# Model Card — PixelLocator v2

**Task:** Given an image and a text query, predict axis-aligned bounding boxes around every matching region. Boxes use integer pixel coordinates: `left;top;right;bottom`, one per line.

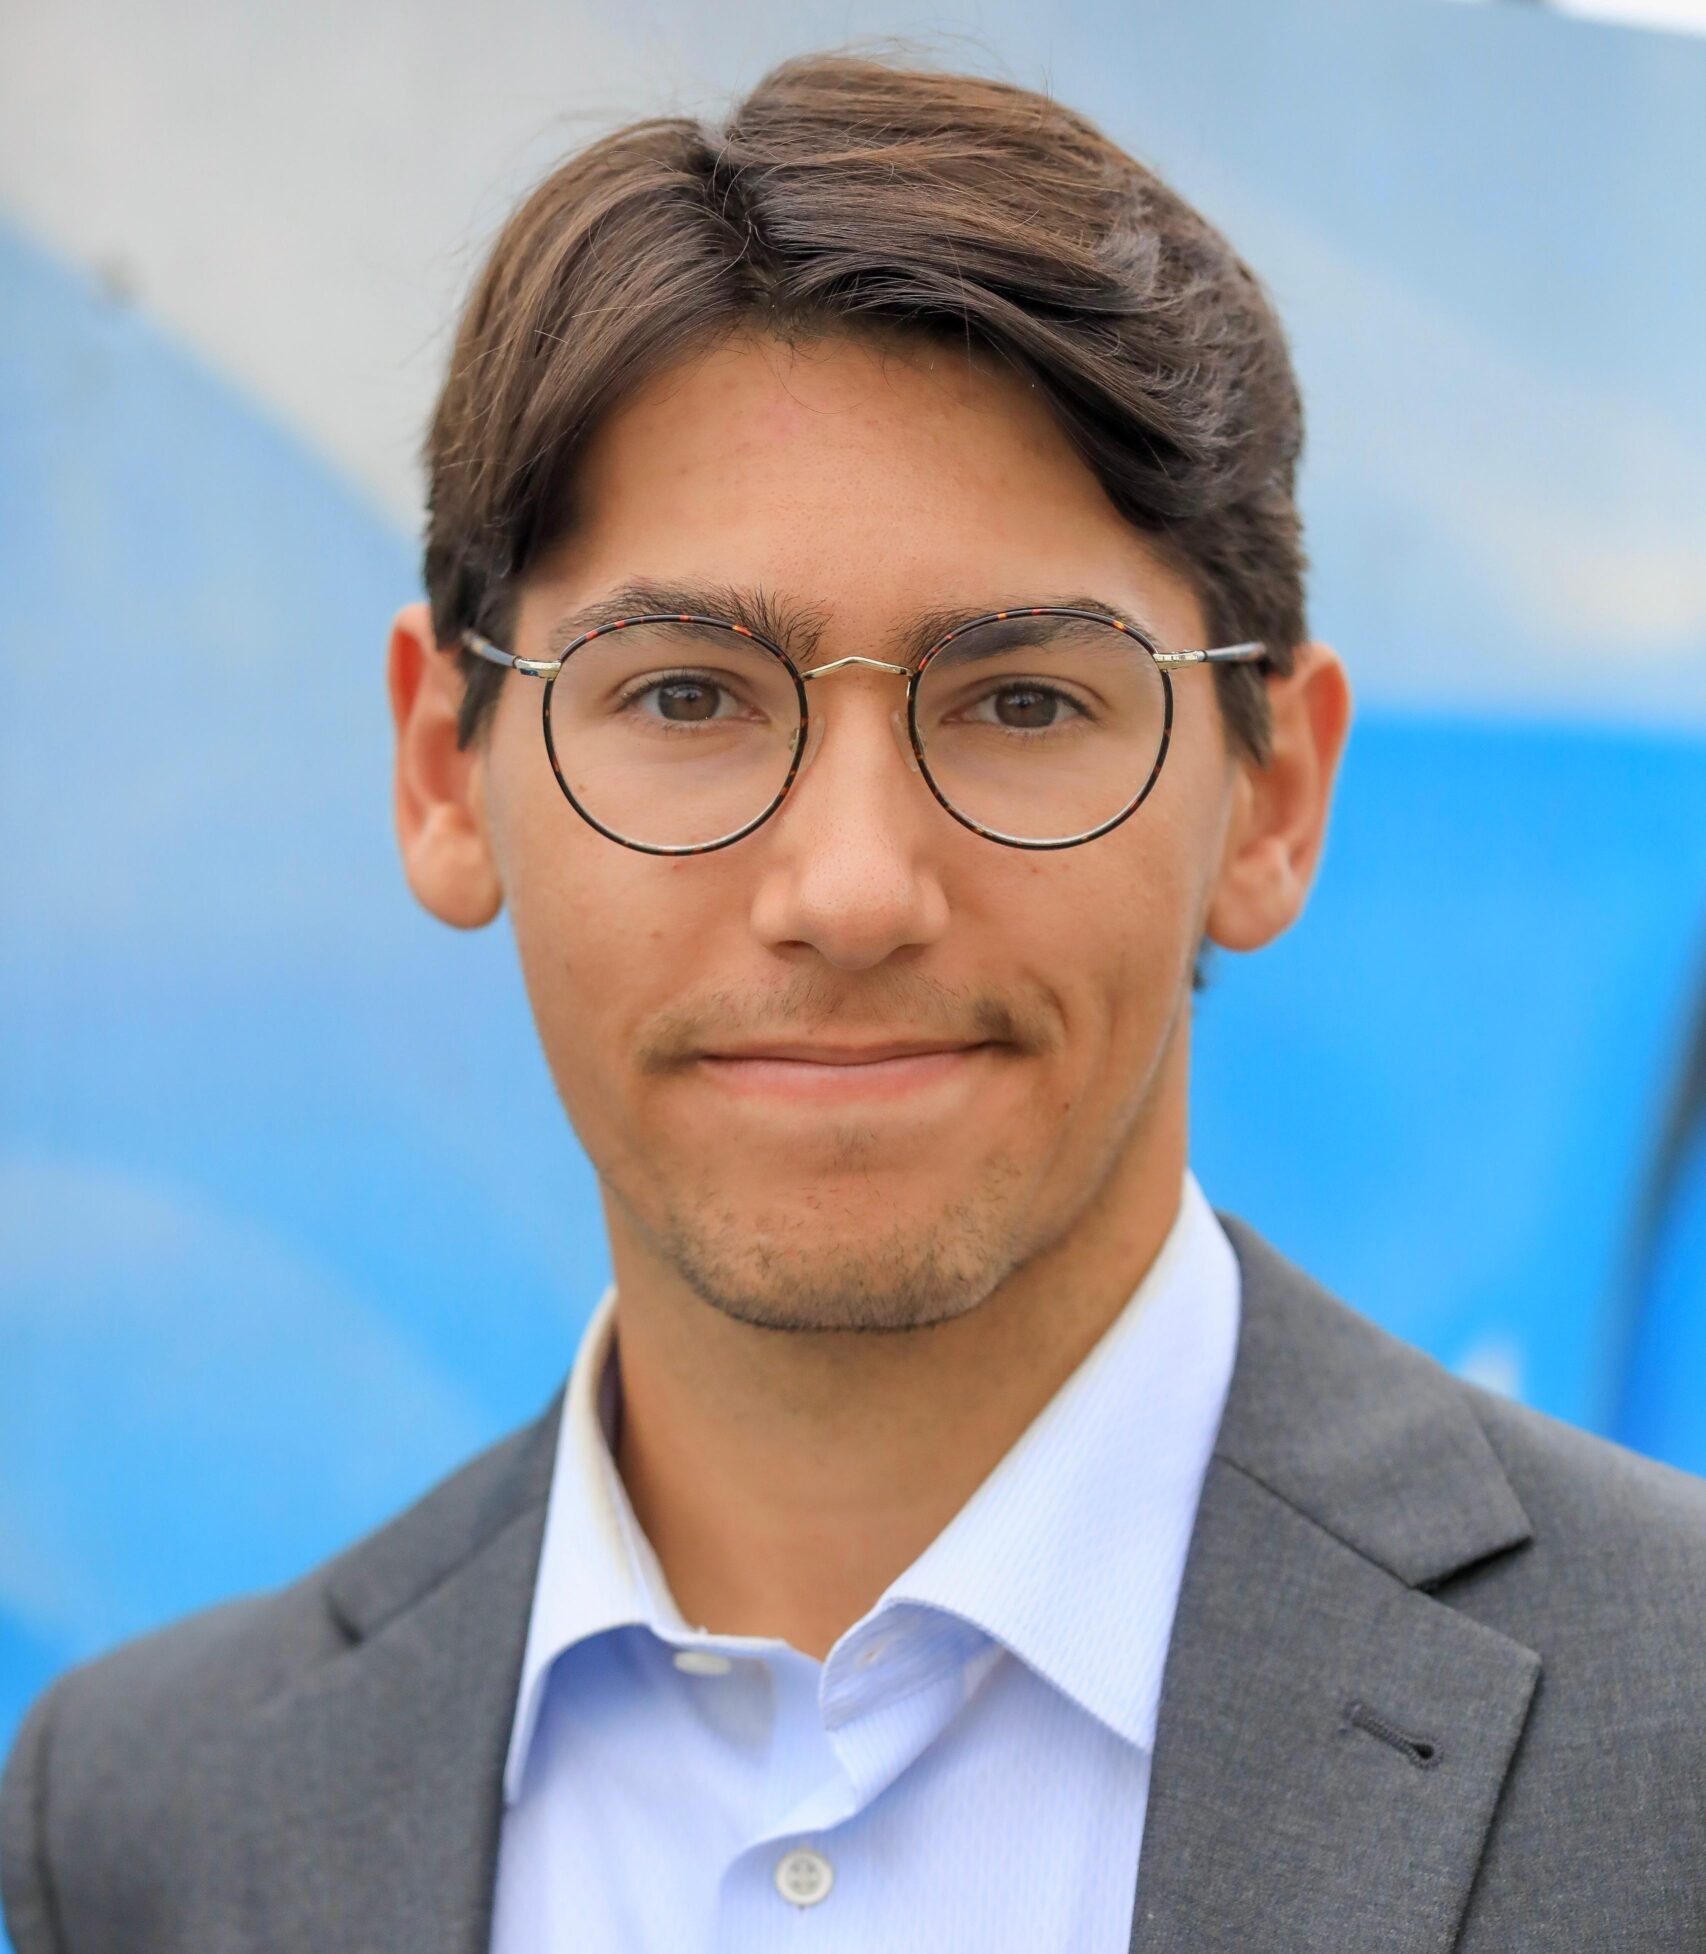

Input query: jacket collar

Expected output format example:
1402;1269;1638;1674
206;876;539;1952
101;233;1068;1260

321;1381;563;1645
1209;1212;1531;1586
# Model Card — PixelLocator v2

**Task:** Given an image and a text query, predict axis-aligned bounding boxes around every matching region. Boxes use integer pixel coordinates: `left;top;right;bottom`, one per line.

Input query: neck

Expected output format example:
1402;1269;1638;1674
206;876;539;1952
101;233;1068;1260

603;1107;1187;1661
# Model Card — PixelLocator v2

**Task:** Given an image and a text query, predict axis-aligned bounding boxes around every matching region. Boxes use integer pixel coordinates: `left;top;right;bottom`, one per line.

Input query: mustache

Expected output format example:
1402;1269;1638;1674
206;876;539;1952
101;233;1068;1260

635;974;1048;1070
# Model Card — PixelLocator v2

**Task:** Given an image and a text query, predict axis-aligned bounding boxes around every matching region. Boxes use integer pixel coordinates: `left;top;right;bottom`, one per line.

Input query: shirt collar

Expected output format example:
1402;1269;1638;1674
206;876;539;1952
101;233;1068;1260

877;1166;1239;1750
503;1272;683;1803
504;1166;1239;1802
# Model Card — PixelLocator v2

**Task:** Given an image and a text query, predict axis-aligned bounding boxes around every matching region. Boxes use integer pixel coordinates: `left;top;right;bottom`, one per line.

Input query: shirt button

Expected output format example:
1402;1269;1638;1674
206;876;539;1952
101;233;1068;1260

672;1649;733;1676
774;1845;834;1907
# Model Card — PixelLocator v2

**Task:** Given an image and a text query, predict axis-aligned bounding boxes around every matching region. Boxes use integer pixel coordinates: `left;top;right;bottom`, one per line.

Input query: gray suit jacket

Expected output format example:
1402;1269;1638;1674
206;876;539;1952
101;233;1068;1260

6;1212;1706;1951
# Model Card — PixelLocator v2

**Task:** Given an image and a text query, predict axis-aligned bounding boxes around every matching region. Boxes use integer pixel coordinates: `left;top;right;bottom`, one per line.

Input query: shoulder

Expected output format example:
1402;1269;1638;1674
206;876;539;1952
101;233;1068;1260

1216;1206;1706;1700
12;1389;552;1743
0;1390;559;1943
1438;1385;1706;1935
1217;1207;1706;1617
1457;1378;1706;1651
0;1568;337;1949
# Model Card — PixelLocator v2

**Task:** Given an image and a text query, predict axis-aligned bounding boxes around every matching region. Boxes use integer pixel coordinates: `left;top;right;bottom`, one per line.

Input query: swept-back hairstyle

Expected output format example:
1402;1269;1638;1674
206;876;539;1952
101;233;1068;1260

423;52;1308;763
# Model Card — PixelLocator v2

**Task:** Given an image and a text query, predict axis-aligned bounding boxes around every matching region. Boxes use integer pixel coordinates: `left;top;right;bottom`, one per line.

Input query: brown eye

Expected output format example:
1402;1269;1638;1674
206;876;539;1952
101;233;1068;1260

984;684;1074;730
652;679;722;722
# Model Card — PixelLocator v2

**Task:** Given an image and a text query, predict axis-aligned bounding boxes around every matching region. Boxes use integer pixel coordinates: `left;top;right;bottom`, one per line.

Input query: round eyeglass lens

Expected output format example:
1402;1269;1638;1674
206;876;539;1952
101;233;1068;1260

913;612;1168;842
545;618;803;849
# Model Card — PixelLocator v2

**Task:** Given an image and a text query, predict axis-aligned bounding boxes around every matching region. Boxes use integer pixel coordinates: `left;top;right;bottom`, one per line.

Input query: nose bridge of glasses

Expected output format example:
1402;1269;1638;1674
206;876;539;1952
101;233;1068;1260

796;654;920;777
801;653;914;681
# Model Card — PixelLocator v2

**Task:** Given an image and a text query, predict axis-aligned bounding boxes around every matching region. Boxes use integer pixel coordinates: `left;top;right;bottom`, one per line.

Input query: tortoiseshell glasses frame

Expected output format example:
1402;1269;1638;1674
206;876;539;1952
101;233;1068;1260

457;604;1269;855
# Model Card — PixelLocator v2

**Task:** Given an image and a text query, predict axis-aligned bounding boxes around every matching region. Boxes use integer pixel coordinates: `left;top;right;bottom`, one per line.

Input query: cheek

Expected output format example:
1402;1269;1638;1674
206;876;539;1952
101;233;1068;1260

488;703;646;998
1025;821;1203;1061
500;832;649;1106
501;836;724;1146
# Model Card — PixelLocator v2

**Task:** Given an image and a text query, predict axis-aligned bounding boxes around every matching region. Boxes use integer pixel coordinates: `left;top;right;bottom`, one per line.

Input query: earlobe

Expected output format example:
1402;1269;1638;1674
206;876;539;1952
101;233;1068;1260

1202;641;1352;957
387;601;505;930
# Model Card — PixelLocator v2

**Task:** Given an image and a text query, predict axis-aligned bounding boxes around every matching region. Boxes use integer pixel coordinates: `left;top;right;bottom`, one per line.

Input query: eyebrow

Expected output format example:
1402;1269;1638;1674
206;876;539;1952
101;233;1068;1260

541;580;1170;666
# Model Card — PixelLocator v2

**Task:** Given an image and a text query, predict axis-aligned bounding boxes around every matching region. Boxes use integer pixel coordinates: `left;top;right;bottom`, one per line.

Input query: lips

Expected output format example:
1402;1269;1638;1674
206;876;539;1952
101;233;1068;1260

698;1040;991;1065
691;1040;998;1104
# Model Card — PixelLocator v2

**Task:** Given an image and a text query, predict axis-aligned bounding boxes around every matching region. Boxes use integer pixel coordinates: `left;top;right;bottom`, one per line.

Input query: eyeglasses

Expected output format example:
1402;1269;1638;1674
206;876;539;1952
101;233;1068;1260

458;604;1268;854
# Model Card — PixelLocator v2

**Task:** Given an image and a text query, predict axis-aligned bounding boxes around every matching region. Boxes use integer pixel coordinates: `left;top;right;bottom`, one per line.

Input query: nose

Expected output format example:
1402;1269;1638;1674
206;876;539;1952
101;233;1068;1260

794;655;922;778
794;671;922;781
746;668;949;971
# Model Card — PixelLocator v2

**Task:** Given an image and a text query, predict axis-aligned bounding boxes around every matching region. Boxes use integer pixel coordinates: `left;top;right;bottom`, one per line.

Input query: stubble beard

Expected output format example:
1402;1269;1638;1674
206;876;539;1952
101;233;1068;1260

612;1124;1042;1334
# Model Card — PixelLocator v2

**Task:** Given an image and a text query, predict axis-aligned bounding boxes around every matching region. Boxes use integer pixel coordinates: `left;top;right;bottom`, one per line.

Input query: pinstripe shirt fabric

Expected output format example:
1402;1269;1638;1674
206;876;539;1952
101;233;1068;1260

488;1167;1240;1953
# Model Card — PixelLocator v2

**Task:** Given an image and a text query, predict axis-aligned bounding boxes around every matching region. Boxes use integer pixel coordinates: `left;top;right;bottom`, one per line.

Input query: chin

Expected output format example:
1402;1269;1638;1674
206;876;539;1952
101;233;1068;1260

661;1213;1015;1336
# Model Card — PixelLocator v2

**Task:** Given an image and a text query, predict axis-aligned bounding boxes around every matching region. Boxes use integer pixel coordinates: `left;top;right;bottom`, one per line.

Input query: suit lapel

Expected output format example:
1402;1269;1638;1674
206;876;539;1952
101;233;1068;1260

1129;1215;1541;1953
225;1383;565;1954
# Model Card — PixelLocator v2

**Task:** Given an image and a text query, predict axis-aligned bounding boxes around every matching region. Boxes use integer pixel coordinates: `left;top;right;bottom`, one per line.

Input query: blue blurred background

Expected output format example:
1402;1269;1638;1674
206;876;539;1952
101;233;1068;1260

3;0;1704;1854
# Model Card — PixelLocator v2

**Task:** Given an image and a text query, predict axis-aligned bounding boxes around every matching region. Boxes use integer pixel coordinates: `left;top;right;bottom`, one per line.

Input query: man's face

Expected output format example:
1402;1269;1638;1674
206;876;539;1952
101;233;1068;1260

466;330;1244;1333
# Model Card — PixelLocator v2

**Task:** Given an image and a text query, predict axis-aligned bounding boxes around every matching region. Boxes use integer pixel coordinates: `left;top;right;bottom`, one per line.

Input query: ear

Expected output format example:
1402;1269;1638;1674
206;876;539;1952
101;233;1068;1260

387;600;504;929
1204;640;1353;953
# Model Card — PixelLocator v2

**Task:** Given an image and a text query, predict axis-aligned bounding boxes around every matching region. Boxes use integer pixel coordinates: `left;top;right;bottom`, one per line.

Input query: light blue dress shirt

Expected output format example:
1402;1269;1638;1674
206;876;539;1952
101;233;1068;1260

489;1167;1240;1952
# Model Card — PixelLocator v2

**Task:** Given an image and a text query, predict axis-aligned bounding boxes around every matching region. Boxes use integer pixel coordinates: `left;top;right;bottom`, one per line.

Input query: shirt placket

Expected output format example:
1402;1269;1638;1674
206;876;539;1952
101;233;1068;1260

709;1610;997;1948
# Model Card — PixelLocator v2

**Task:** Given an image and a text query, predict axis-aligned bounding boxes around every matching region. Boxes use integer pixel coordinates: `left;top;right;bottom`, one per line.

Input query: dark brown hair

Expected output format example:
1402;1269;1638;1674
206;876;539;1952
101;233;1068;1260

423;51;1307;763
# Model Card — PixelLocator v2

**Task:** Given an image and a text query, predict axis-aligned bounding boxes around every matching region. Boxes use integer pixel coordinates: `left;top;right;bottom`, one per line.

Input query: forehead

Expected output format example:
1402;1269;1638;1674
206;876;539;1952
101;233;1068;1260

527;327;1209;652
574;326;1096;537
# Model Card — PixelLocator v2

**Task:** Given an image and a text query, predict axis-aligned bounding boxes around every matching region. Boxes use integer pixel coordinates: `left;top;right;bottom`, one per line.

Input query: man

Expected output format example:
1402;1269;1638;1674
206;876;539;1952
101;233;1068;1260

4;50;1705;1954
